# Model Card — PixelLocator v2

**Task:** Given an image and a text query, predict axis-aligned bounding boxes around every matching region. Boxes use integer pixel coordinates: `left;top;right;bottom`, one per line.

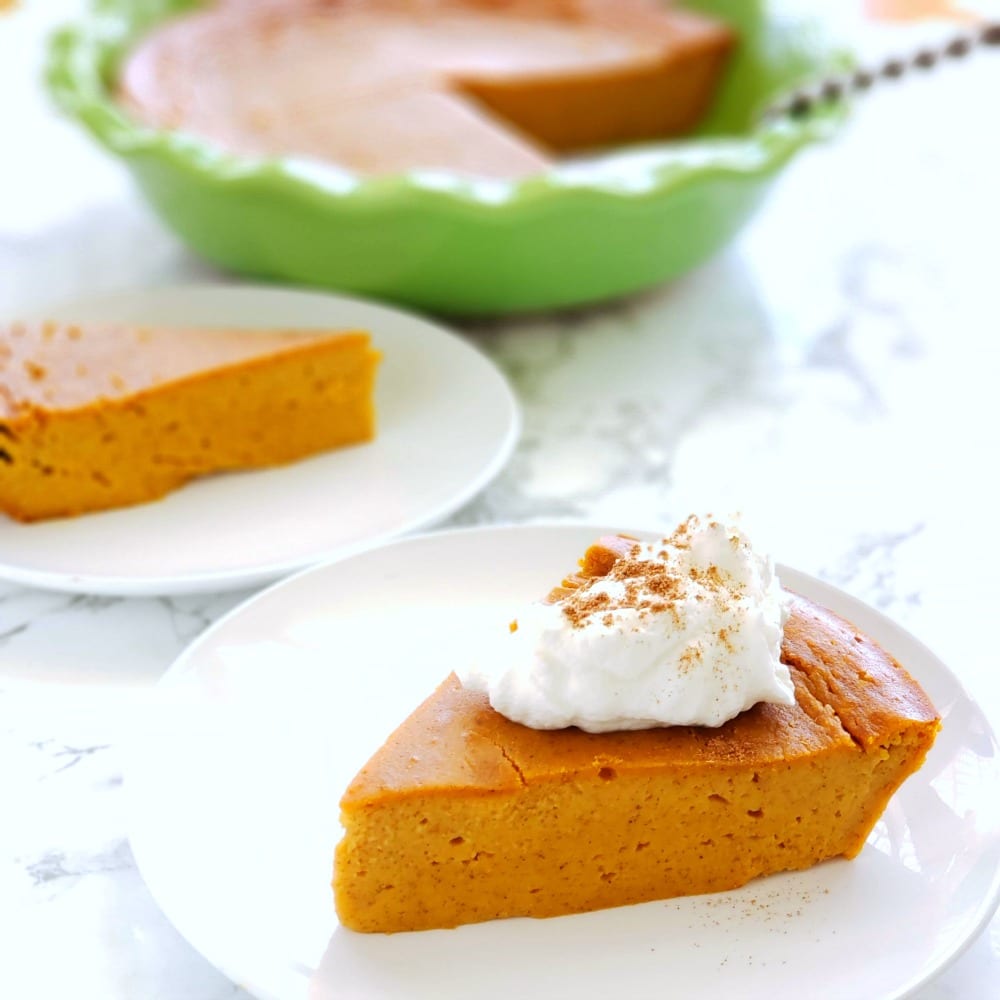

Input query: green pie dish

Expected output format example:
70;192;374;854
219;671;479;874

48;0;847;315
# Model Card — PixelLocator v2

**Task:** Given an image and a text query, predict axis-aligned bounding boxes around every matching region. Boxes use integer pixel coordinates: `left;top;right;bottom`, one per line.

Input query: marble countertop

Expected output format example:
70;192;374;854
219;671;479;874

2;3;999;997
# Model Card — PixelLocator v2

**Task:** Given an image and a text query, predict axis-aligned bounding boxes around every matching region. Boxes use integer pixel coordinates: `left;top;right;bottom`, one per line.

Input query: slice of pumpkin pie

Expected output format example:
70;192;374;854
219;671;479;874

0;321;379;521
333;523;939;933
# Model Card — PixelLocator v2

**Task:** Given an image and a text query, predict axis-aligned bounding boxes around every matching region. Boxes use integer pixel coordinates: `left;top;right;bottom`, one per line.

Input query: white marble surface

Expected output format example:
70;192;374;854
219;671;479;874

2;2;1000;997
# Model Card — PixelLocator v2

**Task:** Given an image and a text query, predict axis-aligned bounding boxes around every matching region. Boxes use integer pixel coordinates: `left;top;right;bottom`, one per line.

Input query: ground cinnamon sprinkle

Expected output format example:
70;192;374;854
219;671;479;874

678;643;702;672
557;517;743;630
561;588;612;628
717;626;736;654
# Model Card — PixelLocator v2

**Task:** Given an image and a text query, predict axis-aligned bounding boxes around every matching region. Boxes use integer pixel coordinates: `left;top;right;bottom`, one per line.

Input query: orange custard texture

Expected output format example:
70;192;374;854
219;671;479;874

0;321;380;521
334;535;940;933
119;0;735;179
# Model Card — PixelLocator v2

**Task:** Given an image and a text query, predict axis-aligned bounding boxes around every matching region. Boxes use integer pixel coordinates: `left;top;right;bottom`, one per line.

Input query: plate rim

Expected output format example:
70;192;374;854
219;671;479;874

127;522;1000;1000
0;284;521;596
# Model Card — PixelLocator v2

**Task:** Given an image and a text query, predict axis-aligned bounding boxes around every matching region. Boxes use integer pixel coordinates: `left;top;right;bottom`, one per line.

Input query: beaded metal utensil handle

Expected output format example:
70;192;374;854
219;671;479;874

764;20;1000;121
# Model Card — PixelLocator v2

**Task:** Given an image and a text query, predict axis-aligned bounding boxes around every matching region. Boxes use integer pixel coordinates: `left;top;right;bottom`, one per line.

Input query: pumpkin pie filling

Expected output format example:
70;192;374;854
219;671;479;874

0;321;380;521
333;532;940;933
118;0;735;179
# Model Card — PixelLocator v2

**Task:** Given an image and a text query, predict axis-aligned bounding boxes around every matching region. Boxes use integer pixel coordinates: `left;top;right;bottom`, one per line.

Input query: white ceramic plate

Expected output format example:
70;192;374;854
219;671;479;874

126;525;1000;1000
0;284;519;595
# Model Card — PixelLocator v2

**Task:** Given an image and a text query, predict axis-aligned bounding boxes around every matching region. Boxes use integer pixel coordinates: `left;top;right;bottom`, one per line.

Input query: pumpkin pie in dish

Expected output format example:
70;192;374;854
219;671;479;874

118;0;735;179
0;321;379;521
333;529;939;933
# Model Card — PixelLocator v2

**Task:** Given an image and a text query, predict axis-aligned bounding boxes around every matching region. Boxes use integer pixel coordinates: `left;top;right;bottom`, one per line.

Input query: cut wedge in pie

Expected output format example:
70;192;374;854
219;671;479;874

334;535;940;933
118;0;735;179
0;321;379;521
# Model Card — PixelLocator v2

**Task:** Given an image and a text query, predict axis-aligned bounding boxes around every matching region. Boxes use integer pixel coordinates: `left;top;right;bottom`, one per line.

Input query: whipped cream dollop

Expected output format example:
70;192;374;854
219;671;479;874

460;515;794;732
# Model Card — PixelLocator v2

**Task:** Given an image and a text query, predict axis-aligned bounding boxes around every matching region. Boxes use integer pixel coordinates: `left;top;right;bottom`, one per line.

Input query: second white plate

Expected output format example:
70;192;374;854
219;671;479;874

0;284;519;594
126;524;1000;1000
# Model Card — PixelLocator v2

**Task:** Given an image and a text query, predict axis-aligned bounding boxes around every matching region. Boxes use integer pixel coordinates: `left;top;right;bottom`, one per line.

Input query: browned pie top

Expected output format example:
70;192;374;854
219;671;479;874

118;0;733;178
0;322;367;419
343;581;939;806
